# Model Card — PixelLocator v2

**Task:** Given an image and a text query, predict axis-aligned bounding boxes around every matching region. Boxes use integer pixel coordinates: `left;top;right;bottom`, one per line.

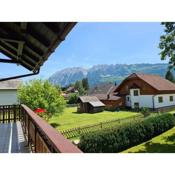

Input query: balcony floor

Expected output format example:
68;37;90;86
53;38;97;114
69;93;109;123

0;122;30;153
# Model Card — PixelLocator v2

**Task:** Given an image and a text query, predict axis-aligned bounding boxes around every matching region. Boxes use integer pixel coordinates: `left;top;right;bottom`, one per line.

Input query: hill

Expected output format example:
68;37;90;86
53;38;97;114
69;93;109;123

48;63;170;87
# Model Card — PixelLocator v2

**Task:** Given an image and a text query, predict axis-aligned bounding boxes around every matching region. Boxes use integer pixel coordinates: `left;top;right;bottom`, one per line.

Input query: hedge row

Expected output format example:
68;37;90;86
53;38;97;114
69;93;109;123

78;113;175;153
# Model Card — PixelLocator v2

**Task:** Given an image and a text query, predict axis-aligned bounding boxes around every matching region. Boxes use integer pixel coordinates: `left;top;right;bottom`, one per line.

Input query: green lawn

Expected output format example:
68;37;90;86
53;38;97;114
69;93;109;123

49;107;139;131
123;127;175;153
169;110;175;114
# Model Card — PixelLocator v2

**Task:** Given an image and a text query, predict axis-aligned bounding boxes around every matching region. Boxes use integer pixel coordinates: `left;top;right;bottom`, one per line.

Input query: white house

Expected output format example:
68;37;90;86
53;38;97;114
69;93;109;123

114;73;175;111
0;79;21;105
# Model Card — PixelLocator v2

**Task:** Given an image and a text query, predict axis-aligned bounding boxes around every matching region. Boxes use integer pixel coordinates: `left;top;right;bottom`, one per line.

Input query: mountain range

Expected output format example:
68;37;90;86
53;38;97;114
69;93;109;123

48;63;170;87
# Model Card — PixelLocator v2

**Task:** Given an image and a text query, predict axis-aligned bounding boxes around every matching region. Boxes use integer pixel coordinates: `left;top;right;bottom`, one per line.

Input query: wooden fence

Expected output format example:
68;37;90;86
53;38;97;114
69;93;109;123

61;114;143;139
0;105;21;123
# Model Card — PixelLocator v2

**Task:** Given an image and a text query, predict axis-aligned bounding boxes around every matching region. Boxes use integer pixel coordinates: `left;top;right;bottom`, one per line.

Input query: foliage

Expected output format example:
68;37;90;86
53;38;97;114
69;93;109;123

165;70;175;82
67;93;79;104
159;22;175;69
78;113;175;153
123;127;175;153
74;80;85;95
18;79;66;119
54;84;62;93
140;107;151;117
82;78;89;91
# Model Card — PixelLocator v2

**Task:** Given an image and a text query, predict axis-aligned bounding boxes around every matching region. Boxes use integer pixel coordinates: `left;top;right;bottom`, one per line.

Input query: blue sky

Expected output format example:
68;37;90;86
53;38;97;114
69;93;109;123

0;22;167;81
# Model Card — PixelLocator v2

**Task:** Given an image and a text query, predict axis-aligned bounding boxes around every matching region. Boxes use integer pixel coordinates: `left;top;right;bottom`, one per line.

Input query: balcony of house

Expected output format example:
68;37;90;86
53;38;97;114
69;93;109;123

0;104;82;153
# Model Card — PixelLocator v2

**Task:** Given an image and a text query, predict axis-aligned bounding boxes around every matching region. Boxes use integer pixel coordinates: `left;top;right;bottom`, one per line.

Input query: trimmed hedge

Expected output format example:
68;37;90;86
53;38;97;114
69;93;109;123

78;113;175;153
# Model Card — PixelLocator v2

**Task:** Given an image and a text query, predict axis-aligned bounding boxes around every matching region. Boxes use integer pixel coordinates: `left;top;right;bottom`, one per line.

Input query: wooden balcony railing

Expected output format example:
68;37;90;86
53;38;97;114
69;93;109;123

0;105;21;123
0;104;82;153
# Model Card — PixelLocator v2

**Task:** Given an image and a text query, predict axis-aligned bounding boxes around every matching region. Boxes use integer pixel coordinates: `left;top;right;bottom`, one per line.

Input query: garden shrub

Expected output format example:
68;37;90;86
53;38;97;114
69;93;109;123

67;93;79;104
78;113;175;153
140;107;151;117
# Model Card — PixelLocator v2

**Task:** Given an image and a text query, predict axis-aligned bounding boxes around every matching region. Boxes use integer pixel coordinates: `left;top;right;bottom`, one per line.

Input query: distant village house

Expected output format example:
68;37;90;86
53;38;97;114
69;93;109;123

0;79;21;105
89;83;121;110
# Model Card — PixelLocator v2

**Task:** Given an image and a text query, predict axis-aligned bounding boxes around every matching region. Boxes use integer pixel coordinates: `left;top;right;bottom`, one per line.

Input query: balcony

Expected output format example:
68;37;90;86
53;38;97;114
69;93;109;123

0;105;82;153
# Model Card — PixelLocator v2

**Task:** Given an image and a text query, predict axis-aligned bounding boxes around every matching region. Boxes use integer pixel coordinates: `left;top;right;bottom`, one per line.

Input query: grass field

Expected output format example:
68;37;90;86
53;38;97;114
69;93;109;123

123;127;175;153
48;107;139;131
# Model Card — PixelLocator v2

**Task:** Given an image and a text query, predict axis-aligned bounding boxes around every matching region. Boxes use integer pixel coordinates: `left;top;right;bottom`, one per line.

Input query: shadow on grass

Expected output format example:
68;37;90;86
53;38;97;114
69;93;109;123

164;133;175;142
132;141;175;153
50;123;61;128
72;112;80;114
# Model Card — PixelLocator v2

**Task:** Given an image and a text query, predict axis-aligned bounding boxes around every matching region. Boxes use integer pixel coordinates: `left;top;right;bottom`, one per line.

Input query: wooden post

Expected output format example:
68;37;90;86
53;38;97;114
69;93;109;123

34;125;37;153
27;116;30;146
8;106;10;123
18;105;21;121
14;105;16;122
2;106;5;123
24;111;27;134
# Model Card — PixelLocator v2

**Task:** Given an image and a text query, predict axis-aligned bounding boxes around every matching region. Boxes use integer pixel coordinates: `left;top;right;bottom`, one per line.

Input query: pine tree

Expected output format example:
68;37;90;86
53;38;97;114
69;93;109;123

74;80;85;95
82;78;89;91
165;70;175;83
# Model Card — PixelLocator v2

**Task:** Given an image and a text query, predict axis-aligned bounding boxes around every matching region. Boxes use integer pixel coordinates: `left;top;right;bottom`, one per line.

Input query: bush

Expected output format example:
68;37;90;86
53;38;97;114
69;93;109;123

78;113;175;153
67;93;79;104
18;79;66;118
140;107;151;117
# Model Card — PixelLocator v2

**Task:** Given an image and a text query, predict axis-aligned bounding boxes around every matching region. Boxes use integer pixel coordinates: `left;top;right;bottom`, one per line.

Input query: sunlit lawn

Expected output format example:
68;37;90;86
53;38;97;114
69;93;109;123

49;107;139;131
123;127;175;153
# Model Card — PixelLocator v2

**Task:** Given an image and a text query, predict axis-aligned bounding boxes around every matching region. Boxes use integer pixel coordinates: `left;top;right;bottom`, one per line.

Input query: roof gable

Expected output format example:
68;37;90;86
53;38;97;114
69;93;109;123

115;73;175;92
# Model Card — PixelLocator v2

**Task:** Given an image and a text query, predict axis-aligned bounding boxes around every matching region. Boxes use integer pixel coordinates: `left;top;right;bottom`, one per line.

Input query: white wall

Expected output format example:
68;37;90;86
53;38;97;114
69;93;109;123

0;90;19;105
129;89;175;109
154;94;175;108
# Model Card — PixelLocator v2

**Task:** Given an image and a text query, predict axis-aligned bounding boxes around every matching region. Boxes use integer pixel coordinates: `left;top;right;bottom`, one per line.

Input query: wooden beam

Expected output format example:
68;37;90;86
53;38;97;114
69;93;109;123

0;45;34;70
0;58;19;64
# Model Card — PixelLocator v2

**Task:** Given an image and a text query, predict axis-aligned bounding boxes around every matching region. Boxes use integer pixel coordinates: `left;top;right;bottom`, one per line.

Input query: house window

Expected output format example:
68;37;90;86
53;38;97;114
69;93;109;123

133;90;139;96
158;96;163;103
170;96;174;102
127;97;130;101
134;102;139;109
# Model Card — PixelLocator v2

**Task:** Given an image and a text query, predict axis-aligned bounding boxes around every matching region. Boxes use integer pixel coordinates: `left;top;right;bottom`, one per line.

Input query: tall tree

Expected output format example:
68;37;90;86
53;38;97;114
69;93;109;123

82;78;89;91
165;70;175;82
74;80;85;95
159;22;175;70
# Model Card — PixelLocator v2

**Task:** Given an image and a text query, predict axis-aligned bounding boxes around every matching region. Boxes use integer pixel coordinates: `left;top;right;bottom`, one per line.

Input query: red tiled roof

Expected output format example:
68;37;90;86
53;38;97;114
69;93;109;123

115;73;175;92
136;73;175;91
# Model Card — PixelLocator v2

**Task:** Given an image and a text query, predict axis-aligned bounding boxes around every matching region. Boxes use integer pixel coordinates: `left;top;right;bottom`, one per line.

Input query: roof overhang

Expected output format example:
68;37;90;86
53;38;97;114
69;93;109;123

0;22;76;81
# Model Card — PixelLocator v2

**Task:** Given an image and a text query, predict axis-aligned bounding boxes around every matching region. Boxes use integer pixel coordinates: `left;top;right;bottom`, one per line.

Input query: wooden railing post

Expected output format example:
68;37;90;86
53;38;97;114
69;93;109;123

27;115;30;146
2;106;5;123
14;105;16;122
34;125;37;153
